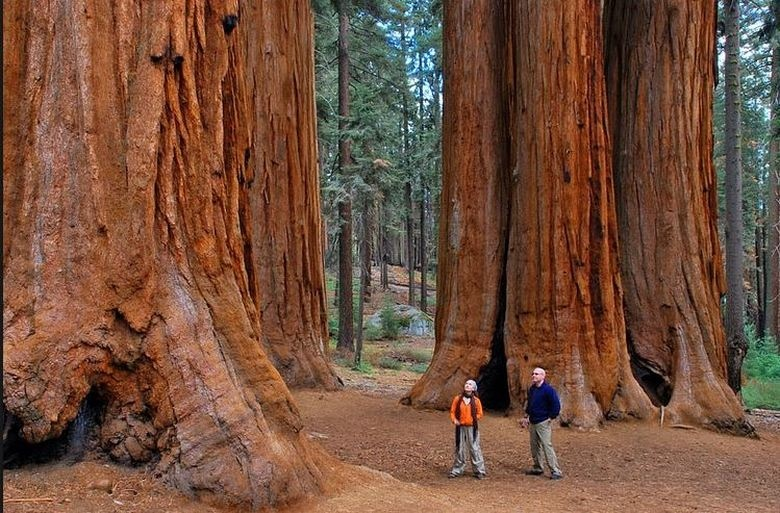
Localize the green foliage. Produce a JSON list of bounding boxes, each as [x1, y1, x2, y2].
[[409, 362, 429, 374], [379, 302, 401, 339], [352, 360, 374, 374], [376, 356, 403, 370], [742, 379, 780, 410], [742, 325, 780, 410], [364, 323, 384, 341], [328, 316, 339, 338], [743, 326, 780, 381]]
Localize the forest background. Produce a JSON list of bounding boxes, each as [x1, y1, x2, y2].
[[312, 0, 780, 410]]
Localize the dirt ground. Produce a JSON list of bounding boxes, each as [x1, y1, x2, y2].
[[4, 365, 780, 513]]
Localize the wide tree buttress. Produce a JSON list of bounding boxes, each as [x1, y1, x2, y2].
[[405, 0, 652, 428], [3, 0, 334, 508], [604, 0, 752, 434], [403, 0, 510, 409]]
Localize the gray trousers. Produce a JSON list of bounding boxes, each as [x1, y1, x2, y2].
[[451, 425, 486, 476], [529, 418, 561, 474]]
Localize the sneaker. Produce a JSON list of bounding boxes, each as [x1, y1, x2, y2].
[[474, 473, 486, 480], [523, 468, 544, 476], [448, 472, 459, 478], [550, 472, 563, 480]]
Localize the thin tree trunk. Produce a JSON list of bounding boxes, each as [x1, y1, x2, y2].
[[723, 0, 747, 393], [406, 181, 415, 306], [380, 201, 389, 290], [336, 0, 354, 354], [355, 197, 372, 366], [2, 1, 334, 507], [420, 191, 428, 313], [401, 14, 415, 307], [605, 0, 751, 433], [757, 223, 765, 339]]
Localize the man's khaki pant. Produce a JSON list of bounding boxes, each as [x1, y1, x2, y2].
[[529, 418, 561, 474]]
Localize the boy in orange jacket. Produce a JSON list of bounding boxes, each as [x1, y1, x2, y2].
[[449, 379, 487, 479]]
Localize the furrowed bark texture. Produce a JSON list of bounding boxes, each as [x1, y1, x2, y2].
[[404, 0, 509, 409], [241, 1, 339, 389], [407, 0, 745, 433], [604, 0, 751, 433], [3, 0, 333, 507], [406, 0, 651, 426], [503, 0, 651, 427]]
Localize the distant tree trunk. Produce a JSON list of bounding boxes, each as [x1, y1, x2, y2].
[[355, 197, 372, 366], [417, 51, 428, 313], [768, 0, 780, 347], [604, 0, 750, 432], [723, 0, 747, 393], [756, 223, 766, 339], [2, 1, 332, 508], [405, 181, 415, 305], [337, 0, 354, 354], [380, 201, 390, 290], [400, 14, 415, 307], [420, 191, 428, 313], [248, 0, 340, 389], [361, 196, 372, 302]]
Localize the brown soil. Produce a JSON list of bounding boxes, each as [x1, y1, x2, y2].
[[4, 364, 780, 513]]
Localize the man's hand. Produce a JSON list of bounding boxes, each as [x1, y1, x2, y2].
[[520, 417, 529, 429], [454, 420, 461, 426]]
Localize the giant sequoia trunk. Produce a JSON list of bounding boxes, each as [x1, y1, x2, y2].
[[244, 1, 340, 389], [407, 0, 748, 433], [604, 0, 750, 433], [3, 1, 333, 508], [406, 1, 651, 427], [404, 0, 510, 411]]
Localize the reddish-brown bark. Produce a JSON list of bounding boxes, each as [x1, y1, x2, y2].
[[604, 0, 751, 433], [241, 2, 340, 389], [501, 1, 651, 427], [404, 0, 510, 409], [3, 0, 335, 507], [407, 0, 746, 433]]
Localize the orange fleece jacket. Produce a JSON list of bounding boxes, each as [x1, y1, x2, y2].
[[449, 395, 483, 426]]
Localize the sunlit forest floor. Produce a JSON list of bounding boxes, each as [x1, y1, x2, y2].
[[4, 266, 779, 512], [4, 358, 779, 513]]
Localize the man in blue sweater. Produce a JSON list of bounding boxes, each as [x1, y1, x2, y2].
[[520, 367, 563, 480]]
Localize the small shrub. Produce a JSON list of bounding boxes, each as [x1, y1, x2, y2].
[[352, 360, 374, 374], [364, 324, 383, 341], [328, 317, 339, 338], [743, 379, 780, 410], [743, 327, 780, 381], [394, 347, 432, 364], [409, 362, 429, 374], [379, 303, 401, 339], [377, 356, 403, 370]]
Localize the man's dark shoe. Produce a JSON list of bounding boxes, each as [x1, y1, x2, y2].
[[523, 468, 544, 476], [550, 472, 563, 480]]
